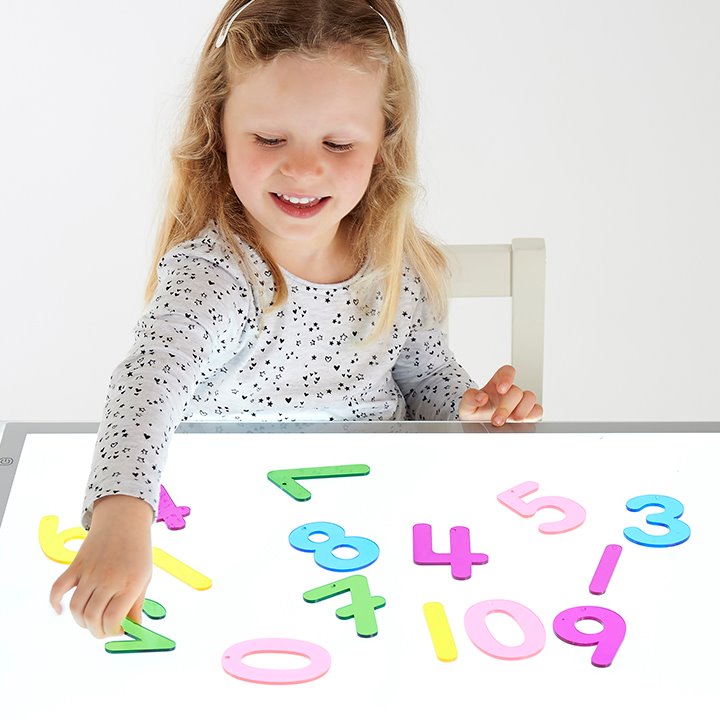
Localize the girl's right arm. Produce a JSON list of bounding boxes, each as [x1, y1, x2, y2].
[[61, 232, 249, 636], [49, 495, 154, 638]]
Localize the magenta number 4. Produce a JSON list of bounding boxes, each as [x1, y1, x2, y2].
[[412, 523, 488, 580]]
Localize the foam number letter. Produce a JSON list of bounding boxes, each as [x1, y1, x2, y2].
[[303, 574, 386, 638], [222, 638, 331, 685], [413, 523, 488, 580], [157, 484, 191, 530], [553, 606, 626, 668], [38, 515, 87, 563], [151, 547, 213, 590], [497, 481, 586, 533], [423, 602, 458, 662], [623, 494, 691, 548], [464, 599, 546, 660], [289, 521, 379, 572], [105, 598, 176, 654], [267, 464, 370, 501], [589, 544, 622, 595]]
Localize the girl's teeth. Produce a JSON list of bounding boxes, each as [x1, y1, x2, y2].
[[276, 193, 321, 205]]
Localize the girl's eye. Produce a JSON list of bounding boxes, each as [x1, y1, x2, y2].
[[325, 142, 353, 152], [255, 135, 282, 147], [255, 135, 353, 152]]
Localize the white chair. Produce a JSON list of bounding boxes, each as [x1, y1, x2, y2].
[[444, 239, 546, 404]]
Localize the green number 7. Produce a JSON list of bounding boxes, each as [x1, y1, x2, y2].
[[267, 464, 370, 501]]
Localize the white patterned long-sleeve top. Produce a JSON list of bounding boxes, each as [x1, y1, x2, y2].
[[81, 221, 475, 529]]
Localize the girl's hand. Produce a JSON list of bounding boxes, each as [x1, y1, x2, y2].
[[458, 364, 543, 425], [49, 495, 154, 638]]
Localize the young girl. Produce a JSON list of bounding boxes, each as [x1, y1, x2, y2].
[[50, 0, 542, 638]]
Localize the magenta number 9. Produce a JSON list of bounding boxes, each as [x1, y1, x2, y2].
[[553, 606, 626, 668]]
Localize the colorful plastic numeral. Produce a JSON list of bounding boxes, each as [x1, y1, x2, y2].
[[589, 544, 623, 595], [289, 521, 379, 572], [157, 484, 191, 530], [464, 599, 546, 660], [38, 515, 87, 563], [497, 481, 586, 533], [553, 606, 626, 667], [222, 638, 331, 684], [267, 464, 370, 501], [413, 523, 488, 580], [303, 574, 386, 638], [105, 598, 175, 654], [140, 598, 167, 620], [151, 546, 212, 590], [39, 516, 212, 590], [623, 494, 691, 547], [423, 602, 458, 662]]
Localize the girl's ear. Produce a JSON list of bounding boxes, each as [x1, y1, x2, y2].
[[373, 149, 383, 165]]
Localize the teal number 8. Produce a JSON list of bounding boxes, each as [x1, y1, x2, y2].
[[623, 494, 691, 547], [289, 521, 380, 572]]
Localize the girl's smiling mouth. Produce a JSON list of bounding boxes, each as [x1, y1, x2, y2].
[[270, 192, 331, 217]]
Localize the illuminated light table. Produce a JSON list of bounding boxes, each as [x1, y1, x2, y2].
[[0, 421, 718, 719]]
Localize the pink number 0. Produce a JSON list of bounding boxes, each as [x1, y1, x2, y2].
[[222, 638, 331, 684], [497, 481, 586, 533], [464, 599, 546, 659]]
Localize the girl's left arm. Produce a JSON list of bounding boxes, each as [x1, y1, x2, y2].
[[391, 296, 542, 424], [390, 302, 475, 420]]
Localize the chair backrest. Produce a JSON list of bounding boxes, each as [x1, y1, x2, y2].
[[444, 239, 546, 405]]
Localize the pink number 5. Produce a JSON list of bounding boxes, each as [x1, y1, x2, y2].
[[497, 481, 586, 534]]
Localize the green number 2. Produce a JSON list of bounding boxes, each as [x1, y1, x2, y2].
[[104, 598, 176, 654]]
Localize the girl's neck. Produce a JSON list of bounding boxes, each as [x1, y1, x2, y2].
[[261, 224, 359, 284]]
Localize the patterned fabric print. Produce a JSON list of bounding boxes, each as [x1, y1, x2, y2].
[[81, 221, 475, 529]]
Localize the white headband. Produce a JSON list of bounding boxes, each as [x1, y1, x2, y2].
[[215, 0, 401, 53]]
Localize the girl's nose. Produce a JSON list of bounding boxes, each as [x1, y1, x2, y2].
[[279, 146, 324, 179]]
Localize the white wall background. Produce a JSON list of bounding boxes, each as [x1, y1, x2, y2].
[[1, 0, 718, 422]]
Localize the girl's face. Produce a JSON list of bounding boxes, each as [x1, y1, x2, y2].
[[221, 51, 385, 255]]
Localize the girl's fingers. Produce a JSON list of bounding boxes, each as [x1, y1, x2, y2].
[[508, 391, 538, 421], [492, 365, 516, 394], [84, 588, 121, 638], [68, 583, 94, 630], [527, 403, 544, 421], [103, 578, 151, 637], [125, 583, 151, 628], [127, 593, 146, 626], [103, 592, 138, 637], [458, 389, 493, 421], [491, 385, 524, 425], [460, 386, 543, 424], [50, 567, 79, 614]]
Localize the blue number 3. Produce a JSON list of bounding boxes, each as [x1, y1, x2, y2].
[[623, 494, 691, 547]]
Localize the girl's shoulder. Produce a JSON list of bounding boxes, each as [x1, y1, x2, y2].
[[161, 220, 264, 284]]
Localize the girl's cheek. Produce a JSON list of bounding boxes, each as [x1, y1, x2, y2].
[[228, 154, 269, 189], [241, 152, 271, 176], [339, 154, 376, 184]]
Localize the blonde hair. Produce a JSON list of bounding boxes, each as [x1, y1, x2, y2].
[[145, 0, 449, 342]]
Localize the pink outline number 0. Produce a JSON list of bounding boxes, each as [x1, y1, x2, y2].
[[222, 638, 331, 684]]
